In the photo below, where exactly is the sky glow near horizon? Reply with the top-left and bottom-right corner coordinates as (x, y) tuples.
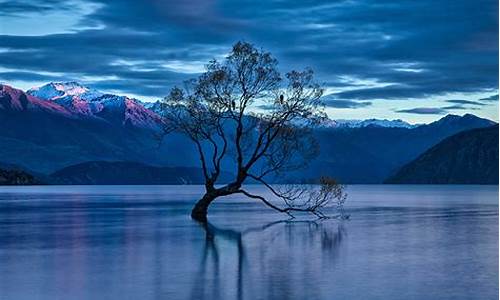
(0, 0), (498, 123)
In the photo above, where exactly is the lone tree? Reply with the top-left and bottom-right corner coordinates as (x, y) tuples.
(162, 42), (346, 222)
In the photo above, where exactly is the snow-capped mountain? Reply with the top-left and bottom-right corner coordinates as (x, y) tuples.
(28, 82), (162, 129)
(92, 94), (162, 129)
(322, 118), (419, 129)
(28, 82), (105, 116)
(28, 81), (103, 101)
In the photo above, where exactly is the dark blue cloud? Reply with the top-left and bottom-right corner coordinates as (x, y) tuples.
(441, 105), (479, 111)
(396, 108), (447, 115)
(0, 0), (497, 102)
(445, 99), (486, 106)
(324, 100), (372, 109)
(479, 94), (499, 101)
(397, 102), (483, 115)
(0, 0), (76, 15)
(0, 71), (64, 82)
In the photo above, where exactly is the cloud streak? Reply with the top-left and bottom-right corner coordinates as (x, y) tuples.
(479, 94), (499, 101)
(321, 94), (372, 109)
(396, 108), (447, 115)
(445, 99), (486, 106)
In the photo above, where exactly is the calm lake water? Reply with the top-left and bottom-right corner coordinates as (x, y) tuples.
(0, 185), (497, 300)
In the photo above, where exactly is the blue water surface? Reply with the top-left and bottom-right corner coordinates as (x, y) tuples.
(0, 185), (497, 300)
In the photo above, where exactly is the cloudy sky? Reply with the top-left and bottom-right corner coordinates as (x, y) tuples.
(0, 0), (498, 123)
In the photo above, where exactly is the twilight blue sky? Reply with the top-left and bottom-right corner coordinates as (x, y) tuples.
(0, 0), (498, 123)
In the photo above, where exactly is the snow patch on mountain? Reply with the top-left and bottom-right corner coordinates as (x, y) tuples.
(28, 81), (103, 101)
(28, 82), (106, 117)
(322, 118), (420, 129)
(142, 100), (163, 114)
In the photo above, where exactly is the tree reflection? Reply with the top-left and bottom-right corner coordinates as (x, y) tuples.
(191, 220), (347, 300)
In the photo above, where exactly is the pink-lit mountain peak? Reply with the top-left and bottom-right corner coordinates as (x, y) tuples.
(27, 82), (162, 130)
(0, 84), (73, 116)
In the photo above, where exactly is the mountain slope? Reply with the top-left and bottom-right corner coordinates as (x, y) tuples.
(385, 125), (499, 184)
(50, 161), (234, 184)
(1, 84), (73, 116)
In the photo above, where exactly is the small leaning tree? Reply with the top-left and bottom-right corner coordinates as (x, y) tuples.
(161, 41), (346, 222)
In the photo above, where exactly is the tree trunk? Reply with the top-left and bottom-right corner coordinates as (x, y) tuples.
(191, 192), (217, 222)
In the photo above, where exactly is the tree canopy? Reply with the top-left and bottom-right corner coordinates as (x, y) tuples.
(161, 41), (346, 221)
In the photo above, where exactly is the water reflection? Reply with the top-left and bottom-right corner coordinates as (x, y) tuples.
(191, 220), (346, 300)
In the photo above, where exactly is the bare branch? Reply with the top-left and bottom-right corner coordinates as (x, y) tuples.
(242, 176), (348, 219)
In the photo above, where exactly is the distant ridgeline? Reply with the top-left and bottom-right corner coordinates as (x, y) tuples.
(385, 125), (499, 184)
(50, 161), (234, 185)
(0, 83), (498, 185)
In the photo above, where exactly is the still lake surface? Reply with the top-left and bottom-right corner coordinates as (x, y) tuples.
(0, 185), (497, 300)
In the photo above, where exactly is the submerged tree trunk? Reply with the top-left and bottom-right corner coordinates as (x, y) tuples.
(191, 192), (218, 222)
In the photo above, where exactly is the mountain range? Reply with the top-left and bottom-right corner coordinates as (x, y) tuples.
(0, 82), (497, 184)
(305, 113), (497, 183)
